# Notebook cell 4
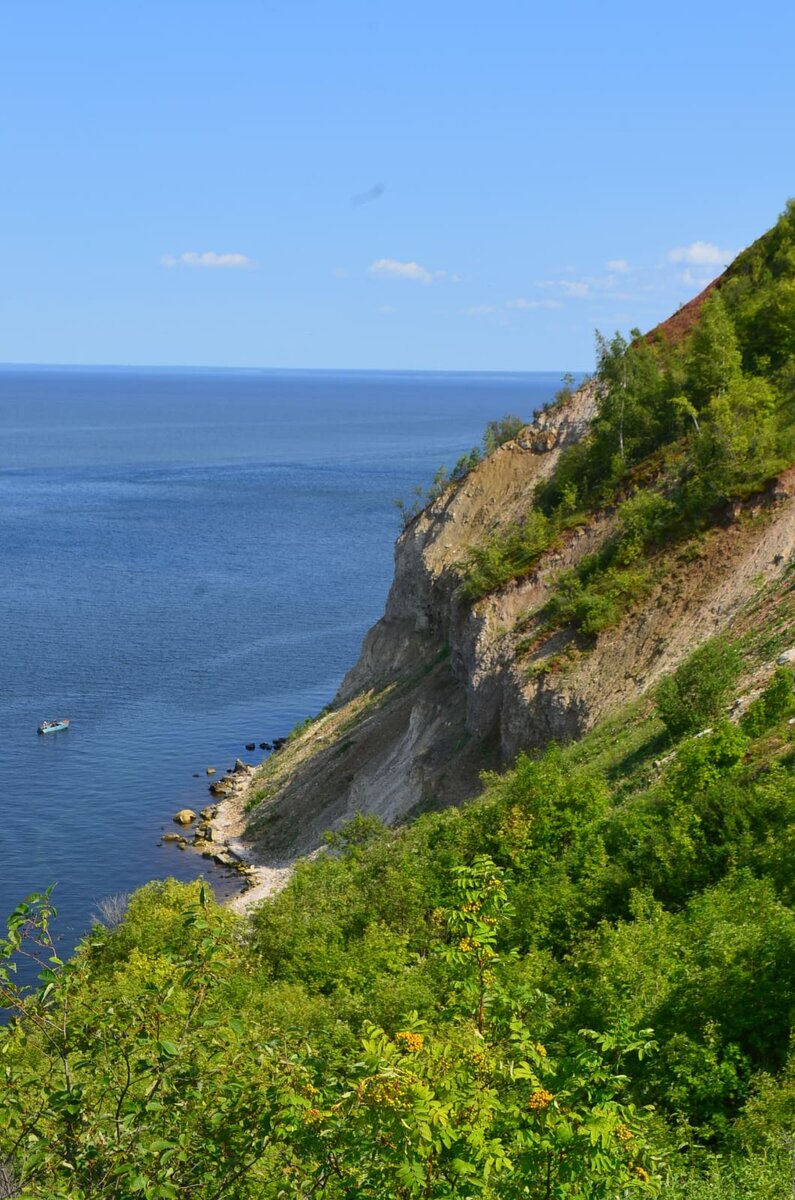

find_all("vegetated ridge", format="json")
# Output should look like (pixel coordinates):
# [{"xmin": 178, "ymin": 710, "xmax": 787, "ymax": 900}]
[
  {"xmin": 2, "ymin": 202, "xmax": 795, "ymax": 1199},
  {"xmin": 238, "ymin": 204, "xmax": 795, "ymax": 864}
]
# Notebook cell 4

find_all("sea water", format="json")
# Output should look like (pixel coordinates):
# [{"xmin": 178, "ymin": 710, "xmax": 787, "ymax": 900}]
[{"xmin": 0, "ymin": 365, "xmax": 571, "ymax": 960}]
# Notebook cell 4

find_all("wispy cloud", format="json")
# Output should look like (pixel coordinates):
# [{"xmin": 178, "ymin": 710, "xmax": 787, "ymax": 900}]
[
  {"xmin": 161, "ymin": 251, "xmax": 253, "ymax": 269},
  {"xmin": 368, "ymin": 258, "xmax": 433, "ymax": 284},
  {"xmin": 526, "ymin": 233, "xmax": 740, "ymax": 324},
  {"xmin": 667, "ymin": 241, "xmax": 736, "ymax": 266},
  {"xmin": 464, "ymin": 305, "xmax": 497, "ymax": 317},
  {"xmin": 538, "ymin": 279, "xmax": 590, "ymax": 298},
  {"xmin": 506, "ymin": 297, "xmax": 563, "ymax": 310},
  {"xmin": 677, "ymin": 268, "xmax": 716, "ymax": 289},
  {"xmin": 561, "ymin": 280, "xmax": 589, "ymax": 298}
]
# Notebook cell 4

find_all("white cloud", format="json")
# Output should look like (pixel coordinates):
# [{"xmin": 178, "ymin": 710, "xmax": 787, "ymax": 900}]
[
  {"xmin": 607, "ymin": 259, "xmax": 631, "ymax": 273},
  {"xmin": 506, "ymin": 297, "xmax": 563, "ymax": 310},
  {"xmin": 678, "ymin": 269, "xmax": 715, "ymax": 289},
  {"xmin": 368, "ymin": 258, "xmax": 433, "ymax": 284},
  {"xmin": 538, "ymin": 279, "xmax": 590, "ymax": 298},
  {"xmin": 667, "ymin": 241, "xmax": 736, "ymax": 266},
  {"xmin": 161, "ymin": 251, "xmax": 253, "ymax": 269}
]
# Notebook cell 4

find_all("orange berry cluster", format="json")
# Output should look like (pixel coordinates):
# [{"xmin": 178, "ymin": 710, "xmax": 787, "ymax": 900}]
[
  {"xmin": 527, "ymin": 1088, "xmax": 554, "ymax": 1110},
  {"xmin": 395, "ymin": 1030, "xmax": 425, "ymax": 1053}
]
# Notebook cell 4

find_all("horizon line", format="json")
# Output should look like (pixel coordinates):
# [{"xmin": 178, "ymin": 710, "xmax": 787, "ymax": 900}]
[{"xmin": 0, "ymin": 360, "xmax": 590, "ymax": 378}]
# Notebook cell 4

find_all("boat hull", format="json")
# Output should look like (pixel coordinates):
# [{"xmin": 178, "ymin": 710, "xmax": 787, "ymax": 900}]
[{"xmin": 38, "ymin": 720, "xmax": 70, "ymax": 735}]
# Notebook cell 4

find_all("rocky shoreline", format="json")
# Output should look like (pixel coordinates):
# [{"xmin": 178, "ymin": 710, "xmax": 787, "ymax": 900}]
[{"xmin": 167, "ymin": 758, "xmax": 294, "ymax": 915}]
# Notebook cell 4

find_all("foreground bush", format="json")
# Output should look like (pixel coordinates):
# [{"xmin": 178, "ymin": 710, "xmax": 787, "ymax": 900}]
[{"xmin": 0, "ymin": 867, "xmax": 659, "ymax": 1199}]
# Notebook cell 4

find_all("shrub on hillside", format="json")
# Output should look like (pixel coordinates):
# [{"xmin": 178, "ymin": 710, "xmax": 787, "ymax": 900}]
[
  {"xmin": 482, "ymin": 413, "xmax": 525, "ymax": 454},
  {"xmin": 741, "ymin": 666, "xmax": 795, "ymax": 736},
  {"xmin": 656, "ymin": 638, "xmax": 743, "ymax": 738}
]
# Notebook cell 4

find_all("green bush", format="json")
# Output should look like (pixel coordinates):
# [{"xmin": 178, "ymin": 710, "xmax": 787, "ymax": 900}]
[
  {"xmin": 542, "ymin": 554, "xmax": 653, "ymax": 636},
  {"xmin": 482, "ymin": 413, "xmax": 525, "ymax": 454},
  {"xmin": 459, "ymin": 510, "xmax": 555, "ymax": 599},
  {"xmin": 740, "ymin": 665, "xmax": 794, "ymax": 735},
  {"xmin": 656, "ymin": 638, "xmax": 743, "ymax": 738},
  {"xmin": 613, "ymin": 490, "xmax": 677, "ymax": 564}
]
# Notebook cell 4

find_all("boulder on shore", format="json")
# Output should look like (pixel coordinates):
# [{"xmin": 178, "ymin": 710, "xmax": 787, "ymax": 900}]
[
  {"xmin": 173, "ymin": 808, "xmax": 197, "ymax": 826},
  {"xmin": 209, "ymin": 777, "xmax": 235, "ymax": 796}
]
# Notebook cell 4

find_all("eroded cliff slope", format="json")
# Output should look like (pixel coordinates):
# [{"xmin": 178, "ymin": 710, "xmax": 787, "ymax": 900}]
[
  {"xmin": 240, "ymin": 207, "xmax": 795, "ymax": 861},
  {"xmin": 238, "ymin": 401, "xmax": 793, "ymax": 861}
]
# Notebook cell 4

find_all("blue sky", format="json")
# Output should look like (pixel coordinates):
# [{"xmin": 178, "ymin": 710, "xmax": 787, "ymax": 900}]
[{"xmin": 1, "ymin": 0, "xmax": 793, "ymax": 371}]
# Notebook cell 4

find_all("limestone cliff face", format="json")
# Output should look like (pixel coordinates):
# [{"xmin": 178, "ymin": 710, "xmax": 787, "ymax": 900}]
[
  {"xmin": 337, "ymin": 382, "xmax": 600, "ymax": 702},
  {"xmin": 243, "ymin": 382, "xmax": 795, "ymax": 862}
]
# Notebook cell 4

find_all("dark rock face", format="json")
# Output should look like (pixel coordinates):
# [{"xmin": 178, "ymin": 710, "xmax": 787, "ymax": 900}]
[{"xmin": 245, "ymin": 743, "xmax": 256, "ymax": 751}]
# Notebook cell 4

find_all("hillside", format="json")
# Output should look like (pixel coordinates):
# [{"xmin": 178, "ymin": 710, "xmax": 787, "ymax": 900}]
[
  {"xmin": 230, "ymin": 202, "xmax": 795, "ymax": 868},
  {"xmin": 1, "ymin": 202, "xmax": 795, "ymax": 1199}
]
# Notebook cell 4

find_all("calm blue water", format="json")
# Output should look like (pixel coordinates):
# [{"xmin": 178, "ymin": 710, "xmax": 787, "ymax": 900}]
[{"xmin": 0, "ymin": 365, "xmax": 568, "ymax": 961}]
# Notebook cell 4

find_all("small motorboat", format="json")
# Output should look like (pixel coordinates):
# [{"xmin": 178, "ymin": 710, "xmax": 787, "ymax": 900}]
[{"xmin": 38, "ymin": 719, "xmax": 71, "ymax": 735}]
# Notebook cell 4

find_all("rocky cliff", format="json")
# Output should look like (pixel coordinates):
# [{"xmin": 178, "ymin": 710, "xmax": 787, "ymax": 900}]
[{"xmin": 237, "ymin": 374, "xmax": 795, "ymax": 864}]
